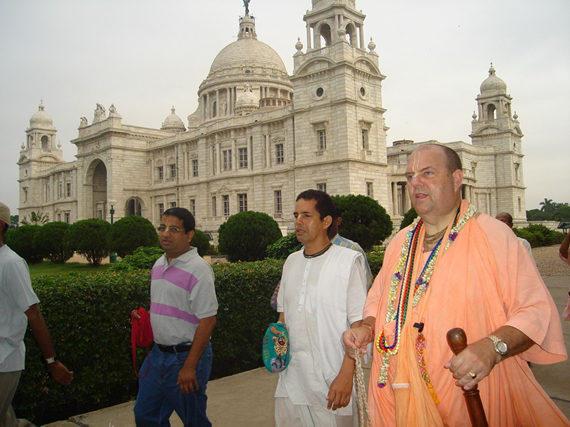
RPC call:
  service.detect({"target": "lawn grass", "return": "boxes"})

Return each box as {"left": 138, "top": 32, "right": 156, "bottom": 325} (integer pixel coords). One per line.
{"left": 29, "top": 261, "right": 114, "bottom": 277}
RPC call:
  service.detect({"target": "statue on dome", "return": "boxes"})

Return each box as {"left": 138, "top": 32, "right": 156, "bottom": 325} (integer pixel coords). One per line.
{"left": 79, "top": 117, "right": 88, "bottom": 127}
{"left": 93, "top": 103, "right": 106, "bottom": 123}
{"left": 243, "top": 0, "right": 250, "bottom": 15}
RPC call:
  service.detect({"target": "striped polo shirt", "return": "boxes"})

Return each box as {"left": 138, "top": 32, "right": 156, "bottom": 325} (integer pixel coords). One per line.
{"left": 150, "top": 247, "right": 218, "bottom": 345}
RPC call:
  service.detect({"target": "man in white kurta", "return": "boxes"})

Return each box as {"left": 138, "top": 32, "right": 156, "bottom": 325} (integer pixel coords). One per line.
{"left": 275, "top": 190, "right": 368, "bottom": 427}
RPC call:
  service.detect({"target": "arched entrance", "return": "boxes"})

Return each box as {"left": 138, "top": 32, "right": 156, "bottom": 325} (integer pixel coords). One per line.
{"left": 126, "top": 197, "right": 143, "bottom": 216}
{"left": 85, "top": 159, "right": 108, "bottom": 219}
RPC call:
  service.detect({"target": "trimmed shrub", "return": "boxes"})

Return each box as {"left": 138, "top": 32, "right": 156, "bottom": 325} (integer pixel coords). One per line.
{"left": 5, "top": 225, "right": 43, "bottom": 263}
{"left": 192, "top": 229, "right": 211, "bottom": 257}
{"left": 266, "top": 232, "right": 302, "bottom": 260}
{"left": 399, "top": 207, "right": 418, "bottom": 230}
{"left": 331, "top": 195, "right": 393, "bottom": 251}
{"left": 218, "top": 211, "right": 283, "bottom": 262}
{"left": 64, "top": 219, "right": 110, "bottom": 266}
{"left": 366, "top": 248, "right": 385, "bottom": 278}
{"left": 109, "top": 246, "right": 164, "bottom": 271}
{"left": 13, "top": 259, "right": 284, "bottom": 424}
{"left": 108, "top": 216, "right": 159, "bottom": 259}
{"left": 35, "top": 222, "right": 74, "bottom": 264}
{"left": 513, "top": 224, "right": 565, "bottom": 247}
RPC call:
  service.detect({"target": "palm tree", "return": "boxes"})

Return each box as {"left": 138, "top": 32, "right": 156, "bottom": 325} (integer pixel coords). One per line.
{"left": 539, "top": 198, "right": 555, "bottom": 213}
{"left": 21, "top": 211, "right": 49, "bottom": 225}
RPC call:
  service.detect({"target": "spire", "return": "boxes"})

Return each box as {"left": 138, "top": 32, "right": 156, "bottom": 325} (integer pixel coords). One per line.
{"left": 238, "top": 12, "right": 257, "bottom": 40}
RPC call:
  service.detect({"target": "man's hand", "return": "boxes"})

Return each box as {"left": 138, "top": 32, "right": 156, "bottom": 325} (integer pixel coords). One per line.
{"left": 444, "top": 338, "right": 498, "bottom": 390}
{"left": 326, "top": 370, "right": 353, "bottom": 410}
{"left": 177, "top": 365, "right": 199, "bottom": 394}
{"left": 48, "top": 361, "right": 74, "bottom": 386}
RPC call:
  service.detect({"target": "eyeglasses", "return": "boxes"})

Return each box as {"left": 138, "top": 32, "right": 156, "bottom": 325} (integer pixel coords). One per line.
{"left": 157, "top": 226, "right": 183, "bottom": 234}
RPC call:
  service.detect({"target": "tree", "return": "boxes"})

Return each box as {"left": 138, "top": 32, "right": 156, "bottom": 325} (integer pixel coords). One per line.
{"left": 399, "top": 207, "right": 418, "bottom": 230}
{"left": 539, "top": 198, "right": 555, "bottom": 214}
{"left": 5, "top": 225, "right": 44, "bottom": 263}
{"left": 108, "top": 215, "right": 159, "bottom": 259}
{"left": 34, "top": 221, "right": 74, "bottom": 264}
{"left": 192, "top": 229, "right": 212, "bottom": 257}
{"left": 21, "top": 211, "right": 49, "bottom": 225}
{"left": 526, "top": 209, "right": 552, "bottom": 221}
{"left": 554, "top": 205, "right": 570, "bottom": 221}
{"left": 331, "top": 195, "right": 392, "bottom": 250}
{"left": 10, "top": 214, "right": 19, "bottom": 228}
{"left": 64, "top": 219, "right": 111, "bottom": 266}
{"left": 218, "top": 211, "right": 283, "bottom": 262}
{"left": 266, "top": 232, "right": 303, "bottom": 259}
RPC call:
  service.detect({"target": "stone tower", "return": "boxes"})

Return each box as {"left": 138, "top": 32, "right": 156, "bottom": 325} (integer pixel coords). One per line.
{"left": 18, "top": 102, "right": 64, "bottom": 213}
{"left": 291, "top": 0, "right": 389, "bottom": 208}
{"left": 470, "top": 65, "right": 526, "bottom": 220}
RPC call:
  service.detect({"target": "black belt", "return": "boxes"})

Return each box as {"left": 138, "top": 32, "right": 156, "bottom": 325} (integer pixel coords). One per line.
{"left": 156, "top": 343, "right": 192, "bottom": 353}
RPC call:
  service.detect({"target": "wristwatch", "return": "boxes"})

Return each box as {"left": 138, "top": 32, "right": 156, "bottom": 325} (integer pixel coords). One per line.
{"left": 486, "top": 335, "right": 508, "bottom": 359}
{"left": 45, "top": 356, "right": 58, "bottom": 365}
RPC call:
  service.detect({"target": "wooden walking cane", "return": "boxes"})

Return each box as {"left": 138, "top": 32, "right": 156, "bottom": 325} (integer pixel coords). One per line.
{"left": 447, "top": 328, "right": 489, "bottom": 427}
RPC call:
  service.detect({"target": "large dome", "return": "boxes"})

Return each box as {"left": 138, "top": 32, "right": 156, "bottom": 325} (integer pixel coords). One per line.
{"left": 29, "top": 103, "right": 55, "bottom": 129}
{"left": 209, "top": 37, "right": 288, "bottom": 77}
{"left": 480, "top": 65, "right": 507, "bottom": 94}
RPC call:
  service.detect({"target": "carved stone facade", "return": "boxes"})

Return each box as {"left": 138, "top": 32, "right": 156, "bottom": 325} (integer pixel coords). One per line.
{"left": 17, "top": 0, "right": 527, "bottom": 239}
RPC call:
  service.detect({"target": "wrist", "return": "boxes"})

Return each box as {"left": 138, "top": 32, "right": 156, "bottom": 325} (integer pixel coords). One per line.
{"left": 360, "top": 322, "right": 375, "bottom": 341}
{"left": 45, "top": 356, "right": 58, "bottom": 365}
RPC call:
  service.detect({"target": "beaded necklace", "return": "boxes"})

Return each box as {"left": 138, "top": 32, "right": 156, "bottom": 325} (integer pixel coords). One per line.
{"left": 374, "top": 204, "right": 476, "bottom": 388}
{"left": 303, "top": 242, "right": 332, "bottom": 258}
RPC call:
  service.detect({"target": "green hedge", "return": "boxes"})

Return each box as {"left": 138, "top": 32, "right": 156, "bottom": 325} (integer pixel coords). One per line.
{"left": 13, "top": 260, "right": 284, "bottom": 424}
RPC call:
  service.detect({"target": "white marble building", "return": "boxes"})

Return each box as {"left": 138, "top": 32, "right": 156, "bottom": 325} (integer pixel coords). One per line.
{"left": 17, "top": 0, "right": 526, "bottom": 239}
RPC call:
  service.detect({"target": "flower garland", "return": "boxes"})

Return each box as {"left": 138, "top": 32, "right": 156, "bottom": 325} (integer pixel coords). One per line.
{"left": 375, "top": 204, "right": 476, "bottom": 388}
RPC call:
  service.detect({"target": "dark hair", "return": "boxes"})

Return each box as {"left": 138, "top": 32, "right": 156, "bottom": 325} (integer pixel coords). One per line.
{"left": 441, "top": 145, "right": 462, "bottom": 172}
{"left": 497, "top": 212, "right": 513, "bottom": 223}
{"left": 296, "top": 190, "right": 335, "bottom": 224}
{"left": 163, "top": 207, "right": 195, "bottom": 232}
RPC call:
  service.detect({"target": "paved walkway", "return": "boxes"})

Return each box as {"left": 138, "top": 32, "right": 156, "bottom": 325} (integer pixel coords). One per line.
{"left": 43, "top": 275, "right": 570, "bottom": 426}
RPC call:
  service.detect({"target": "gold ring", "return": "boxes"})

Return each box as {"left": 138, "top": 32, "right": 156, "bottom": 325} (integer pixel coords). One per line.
{"left": 468, "top": 371, "right": 477, "bottom": 379}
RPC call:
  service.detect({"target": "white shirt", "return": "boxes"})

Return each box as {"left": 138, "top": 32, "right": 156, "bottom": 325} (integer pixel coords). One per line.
{"left": 275, "top": 245, "right": 367, "bottom": 416}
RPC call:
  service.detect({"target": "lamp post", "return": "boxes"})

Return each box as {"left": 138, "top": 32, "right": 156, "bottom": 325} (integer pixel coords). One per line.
{"left": 110, "top": 205, "right": 117, "bottom": 263}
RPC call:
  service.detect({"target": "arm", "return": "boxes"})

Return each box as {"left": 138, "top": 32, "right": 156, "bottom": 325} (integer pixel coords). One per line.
{"left": 327, "top": 320, "right": 362, "bottom": 410}
{"left": 25, "top": 304, "right": 73, "bottom": 386}
{"left": 177, "top": 315, "right": 216, "bottom": 394}
{"left": 445, "top": 325, "right": 533, "bottom": 390}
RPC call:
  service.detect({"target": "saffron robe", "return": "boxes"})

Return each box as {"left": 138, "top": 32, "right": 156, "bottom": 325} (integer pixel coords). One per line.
{"left": 364, "top": 200, "right": 568, "bottom": 426}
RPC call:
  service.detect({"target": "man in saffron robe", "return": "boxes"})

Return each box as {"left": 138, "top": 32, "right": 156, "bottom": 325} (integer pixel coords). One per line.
{"left": 343, "top": 144, "right": 568, "bottom": 426}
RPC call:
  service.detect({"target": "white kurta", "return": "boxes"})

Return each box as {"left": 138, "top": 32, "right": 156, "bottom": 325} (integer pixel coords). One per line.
{"left": 275, "top": 245, "right": 367, "bottom": 417}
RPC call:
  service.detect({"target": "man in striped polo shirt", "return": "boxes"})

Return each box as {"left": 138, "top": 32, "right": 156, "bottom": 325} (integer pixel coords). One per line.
{"left": 134, "top": 207, "right": 218, "bottom": 427}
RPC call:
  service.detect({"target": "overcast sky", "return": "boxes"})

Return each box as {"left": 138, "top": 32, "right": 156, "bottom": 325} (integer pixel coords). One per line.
{"left": 1, "top": 0, "right": 569, "bottom": 216}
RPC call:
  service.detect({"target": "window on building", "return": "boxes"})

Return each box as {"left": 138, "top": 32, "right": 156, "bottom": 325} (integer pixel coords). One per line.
{"left": 366, "top": 181, "right": 374, "bottom": 198}
{"left": 318, "top": 130, "right": 327, "bottom": 150}
{"left": 158, "top": 203, "right": 164, "bottom": 218}
{"left": 65, "top": 212, "right": 70, "bottom": 223}
{"left": 66, "top": 183, "right": 71, "bottom": 197}
{"left": 57, "top": 213, "right": 61, "bottom": 221}
{"left": 222, "top": 195, "right": 230, "bottom": 217}
{"left": 212, "top": 196, "right": 217, "bottom": 216}
{"left": 170, "top": 202, "right": 176, "bottom": 208}
{"left": 238, "top": 193, "right": 248, "bottom": 212}
{"left": 190, "top": 199, "right": 196, "bottom": 215}
{"left": 58, "top": 183, "right": 63, "bottom": 199}
{"left": 238, "top": 147, "right": 248, "bottom": 169}
{"left": 275, "top": 143, "right": 284, "bottom": 164}
{"left": 362, "top": 129, "right": 369, "bottom": 149}
{"left": 169, "top": 164, "right": 176, "bottom": 179}
{"left": 317, "top": 183, "right": 327, "bottom": 193}
{"left": 274, "top": 190, "right": 282, "bottom": 215}
{"left": 192, "top": 159, "right": 199, "bottom": 177}
{"left": 222, "top": 150, "right": 232, "bottom": 171}
{"left": 158, "top": 166, "right": 164, "bottom": 181}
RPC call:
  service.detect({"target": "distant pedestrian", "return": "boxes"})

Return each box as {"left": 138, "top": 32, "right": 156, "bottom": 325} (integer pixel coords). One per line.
{"left": 495, "top": 212, "right": 533, "bottom": 257}
{"left": 0, "top": 202, "right": 73, "bottom": 427}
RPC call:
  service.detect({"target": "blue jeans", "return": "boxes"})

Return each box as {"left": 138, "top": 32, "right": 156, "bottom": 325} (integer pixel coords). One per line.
{"left": 134, "top": 342, "right": 213, "bottom": 427}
